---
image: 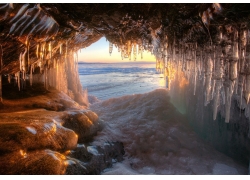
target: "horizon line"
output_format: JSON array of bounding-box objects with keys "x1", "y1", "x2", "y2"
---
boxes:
[{"x1": 78, "y1": 61, "x2": 156, "y2": 64}]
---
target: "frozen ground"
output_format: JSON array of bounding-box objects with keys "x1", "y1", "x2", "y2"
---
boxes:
[{"x1": 90, "y1": 89, "x2": 248, "y2": 175}]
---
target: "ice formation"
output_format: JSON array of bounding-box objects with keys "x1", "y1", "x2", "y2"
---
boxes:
[
  {"x1": 0, "y1": 4, "x2": 89, "y2": 106},
  {"x1": 107, "y1": 19, "x2": 250, "y2": 123}
]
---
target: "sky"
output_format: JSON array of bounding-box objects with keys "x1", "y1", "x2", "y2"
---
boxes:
[{"x1": 78, "y1": 37, "x2": 156, "y2": 63}]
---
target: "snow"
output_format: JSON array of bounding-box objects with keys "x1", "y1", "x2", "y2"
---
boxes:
[{"x1": 90, "y1": 88, "x2": 248, "y2": 175}]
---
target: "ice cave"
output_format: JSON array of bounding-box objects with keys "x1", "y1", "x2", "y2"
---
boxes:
[{"x1": 0, "y1": 3, "x2": 249, "y2": 175}]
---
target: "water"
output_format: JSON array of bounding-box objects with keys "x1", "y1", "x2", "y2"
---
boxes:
[{"x1": 78, "y1": 62, "x2": 166, "y2": 100}]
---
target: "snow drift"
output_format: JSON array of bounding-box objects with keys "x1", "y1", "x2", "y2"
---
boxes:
[{"x1": 90, "y1": 88, "x2": 248, "y2": 175}]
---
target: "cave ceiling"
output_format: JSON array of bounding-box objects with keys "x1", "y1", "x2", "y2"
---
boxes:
[{"x1": 0, "y1": 3, "x2": 250, "y2": 74}]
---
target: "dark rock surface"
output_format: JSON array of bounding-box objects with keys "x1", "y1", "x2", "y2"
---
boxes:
[
  {"x1": 66, "y1": 142, "x2": 125, "y2": 175},
  {"x1": 62, "y1": 110, "x2": 103, "y2": 143}
]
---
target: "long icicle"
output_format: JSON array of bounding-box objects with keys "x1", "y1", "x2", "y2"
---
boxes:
[
  {"x1": 194, "y1": 43, "x2": 197, "y2": 95},
  {"x1": 36, "y1": 43, "x2": 39, "y2": 59},
  {"x1": 30, "y1": 64, "x2": 33, "y2": 86},
  {"x1": 60, "y1": 43, "x2": 62, "y2": 54},
  {"x1": 8, "y1": 74, "x2": 11, "y2": 84},
  {"x1": 26, "y1": 37, "x2": 30, "y2": 71}
]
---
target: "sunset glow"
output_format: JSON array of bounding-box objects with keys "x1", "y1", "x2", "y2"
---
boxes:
[{"x1": 78, "y1": 37, "x2": 156, "y2": 63}]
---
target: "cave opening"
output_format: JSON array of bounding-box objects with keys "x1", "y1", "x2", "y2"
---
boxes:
[{"x1": 0, "y1": 3, "x2": 249, "y2": 175}]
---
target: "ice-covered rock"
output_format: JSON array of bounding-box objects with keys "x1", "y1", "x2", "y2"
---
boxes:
[
  {"x1": 0, "y1": 109, "x2": 78, "y2": 153},
  {"x1": 62, "y1": 110, "x2": 102, "y2": 143}
]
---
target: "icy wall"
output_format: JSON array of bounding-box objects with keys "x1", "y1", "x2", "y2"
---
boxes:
[{"x1": 157, "y1": 31, "x2": 250, "y2": 165}]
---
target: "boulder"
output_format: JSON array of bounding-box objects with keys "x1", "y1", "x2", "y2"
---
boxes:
[
  {"x1": 62, "y1": 110, "x2": 102, "y2": 143},
  {"x1": 0, "y1": 110, "x2": 78, "y2": 154}
]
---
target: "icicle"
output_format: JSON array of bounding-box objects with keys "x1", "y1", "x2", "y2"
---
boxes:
[
  {"x1": 109, "y1": 41, "x2": 113, "y2": 56},
  {"x1": 17, "y1": 72, "x2": 20, "y2": 91},
  {"x1": 8, "y1": 74, "x2": 11, "y2": 83},
  {"x1": 133, "y1": 43, "x2": 137, "y2": 61},
  {"x1": 245, "y1": 75, "x2": 250, "y2": 104},
  {"x1": 21, "y1": 47, "x2": 27, "y2": 89},
  {"x1": 26, "y1": 38, "x2": 30, "y2": 71},
  {"x1": 49, "y1": 41, "x2": 52, "y2": 59},
  {"x1": 229, "y1": 61, "x2": 238, "y2": 81},
  {"x1": 225, "y1": 81, "x2": 235, "y2": 123},
  {"x1": 194, "y1": 43, "x2": 197, "y2": 95},
  {"x1": 43, "y1": 42, "x2": 46, "y2": 60},
  {"x1": 44, "y1": 65, "x2": 48, "y2": 90},
  {"x1": 239, "y1": 74, "x2": 245, "y2": 115},
  {"x1": 36, "y1": 43, "x2": 39, "y2": 59},
  {"x1": 210, "y1": 73, "x2": 214, "y2": 99},
  {"x1": 10, "y1": 4, "x2": 27, "y2": 22},
  {"x1": 22, "y1": 71, "x2": 26, "y2": 90},
  {"x1": 221, "y1": 84, "x2": 225, "y2": 105},
  {"x1": 173, "y1": 34, "x2": 176, "y2": 61},
  {"x1": 19, "y1": 52, "x2": 22, "y2": 71},
  {"x1": 65, "y1": 41, "x2": 68, "y2": 58},
  {"x1": 30, "y1": 64, "x2": 33, "y2": 86},
  {"x1": 60, "y1": 43, "x2": 62, "y2": 54},
  {"x1": 213, "y1": 80, "x2": 222, "y2": 120},
  {"x1": 204, "y1": 51, "x2": 213, "y2": 106}
]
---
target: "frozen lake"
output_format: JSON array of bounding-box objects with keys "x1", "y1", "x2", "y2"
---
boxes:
[{"x1": 79, "y1": 62, "x2": 167, "y2": 100}]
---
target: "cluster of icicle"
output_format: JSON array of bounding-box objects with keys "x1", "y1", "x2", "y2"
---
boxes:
[
  {"x1": 0, "y1": 3, "x2": 88, "y2": 105},
  {"x1": 0, "y1": 39, "x2": 85, "y2": 104},
  {"x1": 109, "y1": 26, "x2": 250, "y2": 123},
  {"x1": 108, "y1": 38, "x2": 158, "y2": 61},
  {"x1": 156, "y1": 27, "x2": 250, "y2": 123}
]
